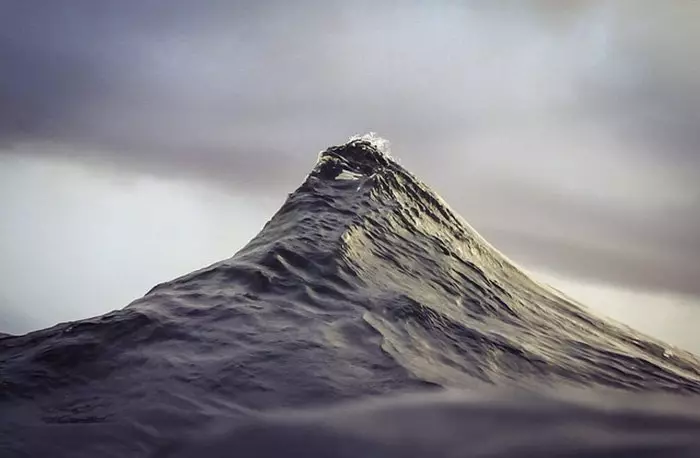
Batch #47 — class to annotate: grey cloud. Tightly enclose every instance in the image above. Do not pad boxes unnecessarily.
[498,231,700,298]
[472,184,700,296]
[1,0,699,295]
[0,296,36,335]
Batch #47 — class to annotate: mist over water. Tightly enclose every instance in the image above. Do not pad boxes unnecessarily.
[2,138,700,457]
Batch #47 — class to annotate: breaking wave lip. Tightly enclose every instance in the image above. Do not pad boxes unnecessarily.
[2,135,700,457]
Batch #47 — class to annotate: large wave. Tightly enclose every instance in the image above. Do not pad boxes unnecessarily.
[2,137,700,457]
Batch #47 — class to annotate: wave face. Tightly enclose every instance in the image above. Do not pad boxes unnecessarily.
[2,137,700,457]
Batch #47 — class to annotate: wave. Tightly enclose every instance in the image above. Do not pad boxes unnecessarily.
[1,136,699,457]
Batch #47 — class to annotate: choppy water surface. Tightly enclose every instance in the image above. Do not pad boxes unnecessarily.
[2,136,700,457]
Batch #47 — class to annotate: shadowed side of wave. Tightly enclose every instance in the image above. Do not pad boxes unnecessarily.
[1,134,700,457]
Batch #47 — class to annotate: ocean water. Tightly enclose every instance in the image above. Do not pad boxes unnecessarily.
[2,136,700,457]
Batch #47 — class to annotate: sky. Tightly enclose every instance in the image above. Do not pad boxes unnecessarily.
[1,1,699,352]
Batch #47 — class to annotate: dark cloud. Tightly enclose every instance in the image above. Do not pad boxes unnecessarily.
[1,0,698,296]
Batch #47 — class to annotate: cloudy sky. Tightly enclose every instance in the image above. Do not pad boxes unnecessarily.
[1,1,699,352]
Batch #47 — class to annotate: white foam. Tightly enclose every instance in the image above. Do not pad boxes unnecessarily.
[348,132,394,160]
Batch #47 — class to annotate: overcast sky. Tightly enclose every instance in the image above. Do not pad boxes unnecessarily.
[1,1,699,351]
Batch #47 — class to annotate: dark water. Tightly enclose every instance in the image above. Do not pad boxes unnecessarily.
[2,136,700,457]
